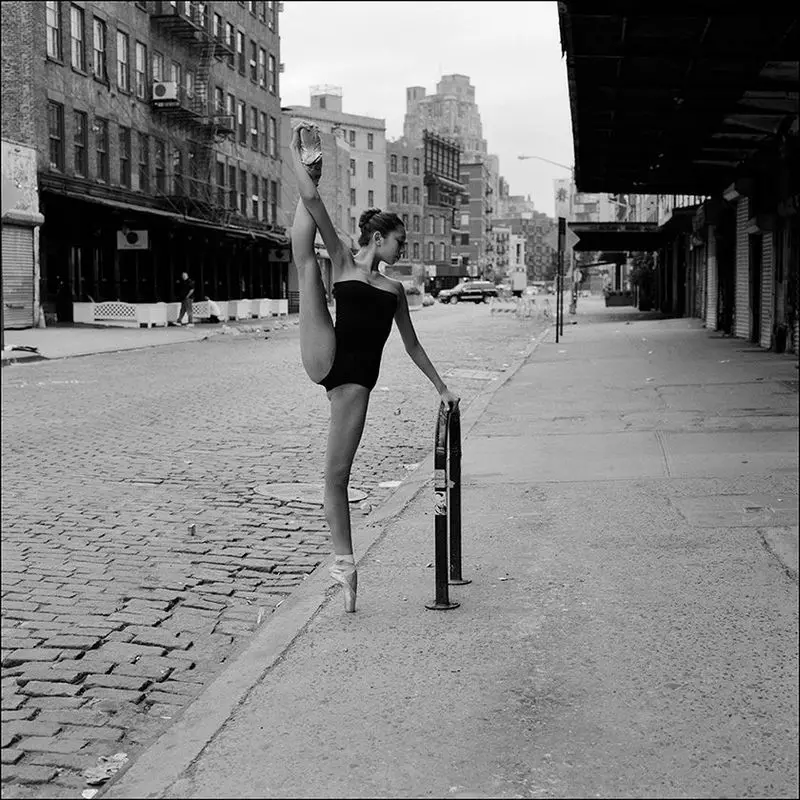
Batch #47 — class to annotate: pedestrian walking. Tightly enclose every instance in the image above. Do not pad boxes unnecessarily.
[176,272,195,326]
[289,121,459,612]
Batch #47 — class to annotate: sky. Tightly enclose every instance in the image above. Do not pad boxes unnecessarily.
[278,1,574,218]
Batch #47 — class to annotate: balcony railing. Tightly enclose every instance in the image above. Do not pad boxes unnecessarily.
[150,2,234,57]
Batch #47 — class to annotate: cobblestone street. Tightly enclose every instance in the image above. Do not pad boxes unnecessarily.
[1,304,547,797]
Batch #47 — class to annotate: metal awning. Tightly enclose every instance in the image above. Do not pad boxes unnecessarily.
[558,3,799,195]
[568,221,663,251]
[42,186,288,245]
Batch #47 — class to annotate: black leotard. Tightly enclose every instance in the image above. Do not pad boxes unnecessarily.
[320,280,398,392]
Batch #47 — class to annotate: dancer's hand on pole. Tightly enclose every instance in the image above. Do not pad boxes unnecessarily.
[440,388,460,410]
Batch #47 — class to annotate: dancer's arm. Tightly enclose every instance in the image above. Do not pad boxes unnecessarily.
[289,125,350,272]
[392,285,460,407]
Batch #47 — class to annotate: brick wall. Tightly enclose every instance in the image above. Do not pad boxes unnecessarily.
[1,0,43,147]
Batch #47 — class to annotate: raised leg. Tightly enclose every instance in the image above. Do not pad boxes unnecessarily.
[291,198,336,383]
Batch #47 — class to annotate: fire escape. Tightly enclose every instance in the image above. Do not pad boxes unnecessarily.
[149,1,235,219]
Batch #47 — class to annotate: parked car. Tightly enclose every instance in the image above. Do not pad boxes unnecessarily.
[437,280,499,304]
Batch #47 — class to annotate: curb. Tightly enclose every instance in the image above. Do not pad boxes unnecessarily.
[103,323,552,800]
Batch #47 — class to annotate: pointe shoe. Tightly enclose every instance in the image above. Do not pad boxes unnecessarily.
[298,124,323,185]
[330,555,357,613]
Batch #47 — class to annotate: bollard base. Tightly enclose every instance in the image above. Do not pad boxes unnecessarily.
[425,601,460,611]
[449,578,472,586]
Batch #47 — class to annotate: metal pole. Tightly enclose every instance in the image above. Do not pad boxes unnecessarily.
[426,402,459,610]
[448,405,470,586]
[557,217,566,340]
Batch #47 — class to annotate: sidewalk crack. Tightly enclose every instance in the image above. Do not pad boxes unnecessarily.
[654,429,673,478]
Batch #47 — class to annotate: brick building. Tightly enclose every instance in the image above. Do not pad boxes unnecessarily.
[1,0,289,323]
[385,138,424,281]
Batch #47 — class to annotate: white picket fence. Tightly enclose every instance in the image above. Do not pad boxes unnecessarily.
[73,298,288,328]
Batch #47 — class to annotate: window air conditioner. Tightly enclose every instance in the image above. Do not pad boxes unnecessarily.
[152,81,179,102]
[279,63,285,73]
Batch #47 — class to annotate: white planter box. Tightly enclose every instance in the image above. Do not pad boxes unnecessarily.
[273,298,288,317]
[136,304,168,327]
[191,301,211,320]
[250,299,271,318]
[166,302,181,323]
[229,300,250,320]
[93,301,138,328]
[73,303,95,324]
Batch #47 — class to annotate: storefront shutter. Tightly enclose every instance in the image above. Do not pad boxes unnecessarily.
[760,232,774,349]
[734,198,750,340]
[1,225,35,329]
[705,227,718,330]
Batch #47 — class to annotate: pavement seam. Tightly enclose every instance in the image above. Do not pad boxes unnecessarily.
[101,320,552,800]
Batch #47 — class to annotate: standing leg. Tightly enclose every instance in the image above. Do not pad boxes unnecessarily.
[324,383,370,611]
[292,198,336,383]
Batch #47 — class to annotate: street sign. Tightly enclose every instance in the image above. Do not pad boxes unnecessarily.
[544,226,580,251]
[566,228,580,250]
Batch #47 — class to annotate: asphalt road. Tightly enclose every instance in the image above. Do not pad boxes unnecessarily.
[1,301,547,797]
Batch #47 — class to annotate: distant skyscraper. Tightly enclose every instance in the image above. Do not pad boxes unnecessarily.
[403,74,488,162]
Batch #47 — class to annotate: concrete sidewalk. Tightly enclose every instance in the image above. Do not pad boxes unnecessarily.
[0,317,297,365]
[106,301,799,800]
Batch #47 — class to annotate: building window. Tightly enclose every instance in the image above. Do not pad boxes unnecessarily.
[350,217,356,234]
[259,111,268,152]
[214,86,224,114]
[70,5,85,70]
[413,215,420,233]
[119,126,131,187]
[250,40,258,82]
[269,116,277,157]
[138,133,149,192]
[92,17,107,80]
[228,165,237,209]
[427,215,434,234]
[440,243,446,261]
[185,68,195,99]
[270,180,278,224]
[226,92,235,119]
[259,1,267,22]
[48,101,64,171]
[390,185,398,203]
[248,0,257,15]
[368,190,374,207]
[413,157,420,175]
[439,217,446,235]
[402,186,409,204]
[225,22,235,68]
[349,159,356,176]
[237,30,245,75]
[258,47,267,87]
[252,175,260,219]
[237,101,246,145]
[134,41,147,99]
[367,161,373,179]
[213,12,222,41]
[413,242,420,259]
[239,168,247,214]
[152,50,164,82]
[95,117,109,181]
[349,130,356,147]
[268,54,277,93]
[390,154,397,172]
[367,133,374,150]
[46,2,62,60]
[173,147,184,195]
[216,160,226,206]
[461,233,469,245]
[72,110,87,176]
[116,31,130,92]
[350,188,356,206]
[428,242,435,260]
[196,2,207,29]
[413,187,420,204]
[402,156,408,174]
[155,139,166,192]
[170,61,181,87]
[402,213,408,228]
[250,107,259,150]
